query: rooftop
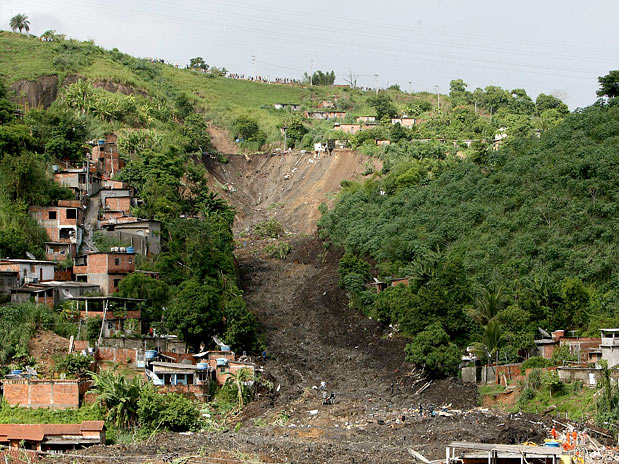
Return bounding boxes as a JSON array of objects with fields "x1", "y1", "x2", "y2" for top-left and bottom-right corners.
[
  {"x1": 67, "y1": 296, "x2": 145, "y2": 302},
  {"x1": 0, "y1": 259, "x2": 55, "y2": 265}
]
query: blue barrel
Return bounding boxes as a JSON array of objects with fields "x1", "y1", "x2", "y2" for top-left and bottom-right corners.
[
  {"x1": 98, "y1": 139, "x2": 105, "y2": 146},
  {"x1": 126, "y1": 246, "x2": 135, "y2": 254},
  {"x1": 220, "y1": 345, "x2": 231, "y2": 351},
  {"x1": 196, "y1": 362, "x2": 209, "y2": 371},
  {"x1": 145, "y1": 350, "x2": 157, "y2": 360}
]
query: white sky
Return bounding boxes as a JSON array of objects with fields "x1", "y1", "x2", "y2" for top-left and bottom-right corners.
[{"x1": 1, "y1": 0, "x2": 617, "y2": 108}]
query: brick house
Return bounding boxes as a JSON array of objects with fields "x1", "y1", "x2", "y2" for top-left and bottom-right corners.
[
  {"x1": 73, "y1": 251, "x2": 135, "y2": 295},
  {"x1": 68, "y1": 295, "x2": 143, "y2": 338},
  {"x1": 53, "y1": 168, "x2": 101, "y2": 199},
  {"x1": 90, "y1": 134, "x2": 125, "y2": 178},
  {"x1": 28, "y1": 201, "x2": 84, "y2": 260},
  {"x1": 356, "y1": 116, "x2": 376, "y2": 123},
  {"x1": 534, "y1": 330, "x2": 601, "y2": 363},
  {"x1": 1, "y1": 379, "x2": 92, "y2": 409},
  {"x1": 376, "y1": 139, "x2": 391, "y2": 146},
  {"x1": 0, "y1": 421, "x2": 104, "y2": 452},
  {"x1": 100, "y1": 188, "x2": 135, "y2": 216},
  {"x1": 0, "y1": 259, "x2": 55, "y2": 285},
  {"x1": 304, "y1": 111, "x2": 347, "y2": 120},
  {"x1": 99, "y1": 220, "x2": 161, "y2": 255},
  {"x1": 391, "y1": 117, "x2": 416, "y2": 127},
  {"x1": 335, "y1": 123, "x2": 362, "y2": 135}
]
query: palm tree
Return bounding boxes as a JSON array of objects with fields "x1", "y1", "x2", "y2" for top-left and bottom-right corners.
[
  {"x1": 467, "y1": 284, "x2": 505, "y2": 325},
  {"x1": 9, "y1": 14, "x2": 30, "y2": 34},
  {"x1": 224, "y1": 368, "x2": 254, "y2": 408}
]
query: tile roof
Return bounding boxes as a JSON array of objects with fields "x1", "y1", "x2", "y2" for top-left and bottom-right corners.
[{"x1": 0, "y1": 421, "x2": 104, "y2": 443}]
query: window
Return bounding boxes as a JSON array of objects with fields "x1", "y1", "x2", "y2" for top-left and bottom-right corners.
[
  {"x1": 107, "y1": 321, "x2": 114, "y2": 330},
  {"x1": 114, "y1": 258, "x2": 120, "y2": 265},
  {"x1": 66, "y1": 209, "x2": 77, "y2": 219},
  {"x1": 113, "y1": 278, "x2": 121, "y2": 288},
  {"x1": 78, "y1": 174, "x2": 86, "y2": 183},
  {"x1": 128, "y1": 258, "x2": 133, "y2": 265},
  {"x1": 48, "y1": 211, "x2": 57, "y2": 219},
  {"x1": 220, "y1": 367, "x2": 226, "y2": 373}
]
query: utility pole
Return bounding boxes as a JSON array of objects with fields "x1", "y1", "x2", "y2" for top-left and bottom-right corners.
[
  {"x1": 374, "y1": 74, "x2": 379, "y2": 94},
  {"x1": 251, "y1": 55, "x2": 256, "y2": 79},
  {"x1": 310, "y1": 60, "x2": 313, "y2": 86},
  {"x1": 408, "y1": 81, "x2": 413, "y2": 93},
  {"x1": 434, "y1": 84, "x2": 440, "y2": 111}
]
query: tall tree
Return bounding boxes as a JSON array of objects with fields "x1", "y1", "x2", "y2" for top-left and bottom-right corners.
[
  {"x1": 9, "y1": 14, "x2": 30, "y2": 34},
  {"x1": 597, "y1": 70, "x2": 619, "y2": 99}
]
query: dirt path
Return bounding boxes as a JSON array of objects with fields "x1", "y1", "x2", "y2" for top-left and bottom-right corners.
[{"x1": 207, "y1": 125, "x2": 239, "y2": 154}]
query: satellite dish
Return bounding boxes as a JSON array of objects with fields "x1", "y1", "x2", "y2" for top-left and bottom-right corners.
[
  {"x1": 61, "y1": 289, "x2": 73, "y2": 299},
  {"x1": 25, "y1": 366, "x2": 38, "y2": 377},
  {"x1": 212, "y1": 336, "x2": 224, "y2": 347},
  {"x1": 25, "y1": 252, "x2": 36, "y2": 260},
  {"x1": 538, "y1": 327, "x2": 551, "y2": 338}
]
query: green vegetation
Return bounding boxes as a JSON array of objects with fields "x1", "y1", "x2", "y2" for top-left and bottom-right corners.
[
  {"x1": 90, "y1": 370, "x2": 202, "y2": 432},
  {"x1": 53, "y1": 353, "x2": 94, "y2": 377},
  {"x1": 0, "y1": 303, "x2": 76, "y2": 369},
  {"x1": 320, "y1": 76, "x2": 619, "y2": 376},
  {"x1": 0, "y1": 400, "x2": 103, "y2": 425}
]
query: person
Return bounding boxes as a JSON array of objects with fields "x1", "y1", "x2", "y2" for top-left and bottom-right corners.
[
  {"x1": 419, "y1": 403, "x2": 423, "y2": 417},
  {"x1": 329, "y1": 392, "x2": 335, "y2": 405},
  {"x1": 261, "y1": 350, "x2": 267, "y2": 361},
  {"x1": 320, "y1": 381, "x2": 327, "y2": 391},
  {"x1": 322, "y1": 391, "x2": 328, "y2": 405}
]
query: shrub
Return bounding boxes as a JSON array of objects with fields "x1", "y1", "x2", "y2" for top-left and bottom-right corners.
[
  {"x1": 263, "y1": 241, "x2": 291, "y2": 259},
  {"x1": 520, "y1": 357, "x2": 553, "y2": 374},
  {"x1": 254, "y1": 218, "x2": 284, "y2": 239},
  {"x1": 550, "y1": 345, "x2": 578, "y2": 365},
  {"x1": 54, "y1": 353, "x2": 94, "y2": 377},
  {"x1": 137, "y1": 386, "x2": 201, "y2": 433}
]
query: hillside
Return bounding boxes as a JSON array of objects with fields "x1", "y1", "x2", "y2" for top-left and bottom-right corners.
[{"x1": 319, "y1": 98, "x2": 619, "y2": 370}]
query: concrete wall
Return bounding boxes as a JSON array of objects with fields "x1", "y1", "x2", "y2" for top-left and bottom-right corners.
[
  {"x1": 461, "y1": 365, "x2": 496, "y2": 384},
  {"x1": 100, "y1": 336, "x2": 187, "y2": 353},
  {"x1": 557, "y1": 367, "x2": 619, "y2": 386},
  {"x1": 2, "y1": 379, "x2": 91, "y2": 409}
]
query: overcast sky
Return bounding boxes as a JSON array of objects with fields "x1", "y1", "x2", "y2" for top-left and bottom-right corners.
[{"x1": 1, "y1": 0, "x2": 617, "y2": 108}]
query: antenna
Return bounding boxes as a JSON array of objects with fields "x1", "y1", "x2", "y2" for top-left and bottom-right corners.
[
  {"x1": 538, "y1": 327, "x2": 551, "y2": 338},
  {"x1": 25, "y1": 251, "x2": 36, "y2": 260}
]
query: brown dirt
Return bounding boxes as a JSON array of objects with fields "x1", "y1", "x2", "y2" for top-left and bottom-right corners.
[
  {"x1": 28, "y1": 330, "x2": 71, "y2": 375},
  {"x1": 203, "y1": 149, "x2": 381, "y2": 235},
  {"x1": 49, "y1": 151, "x2": 557, "y2": 463},
  {"x1": 207, "y1": 125, "x2": 239, "y2": 154}
]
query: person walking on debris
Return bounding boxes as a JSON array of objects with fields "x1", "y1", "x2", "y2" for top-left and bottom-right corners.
[
  {"x1": 322, "y1": 391, "x2": 328, "y2": 405},
  {"x1": 329, "y1": 392, "x2": 336, "y2": 405},
  {"x1": 418, "y1": 403, "x2": 423, "y2": 417}
]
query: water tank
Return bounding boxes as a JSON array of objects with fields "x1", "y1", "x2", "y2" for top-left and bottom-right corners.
[
  {"x1": 126, "y1": 246, "x2": 135, "y2": 254},
  {"x1": 196, "y1": 362, "x2": 209, "y2": 371},
  {"x1": 52, "y1": 164, "x2": 59, "y2": 172},
  {"x1": 216, "y1": 358, "x2": 228, "y2": 367},
  {"x1": 111, "y1": 247, "x2": 119, "y2": 252},
  {"x1": 145, "y1": 350, "x2": 157, "y2": 360},
  {"x1": 220, "y1": 345, "x2": 231, "y2": 352},
  {"x1": 98, "y1": 139, "x2": 105, "y2": 146},
  {"x1": 10, "y1": 370, "x2": 22, "y2": 376},
  {"x1": 119, "y1": 247, "x2": 126, "y2": 253}
]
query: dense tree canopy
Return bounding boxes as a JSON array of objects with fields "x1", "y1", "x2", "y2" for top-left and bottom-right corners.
[{"x1": 320, "y1": 97, "x2": 619, "y2": 374}]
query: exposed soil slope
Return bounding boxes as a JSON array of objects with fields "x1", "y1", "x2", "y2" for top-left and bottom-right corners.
[{"x1": 204, "y1": 149, "x2": 380, "y2": 235}]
